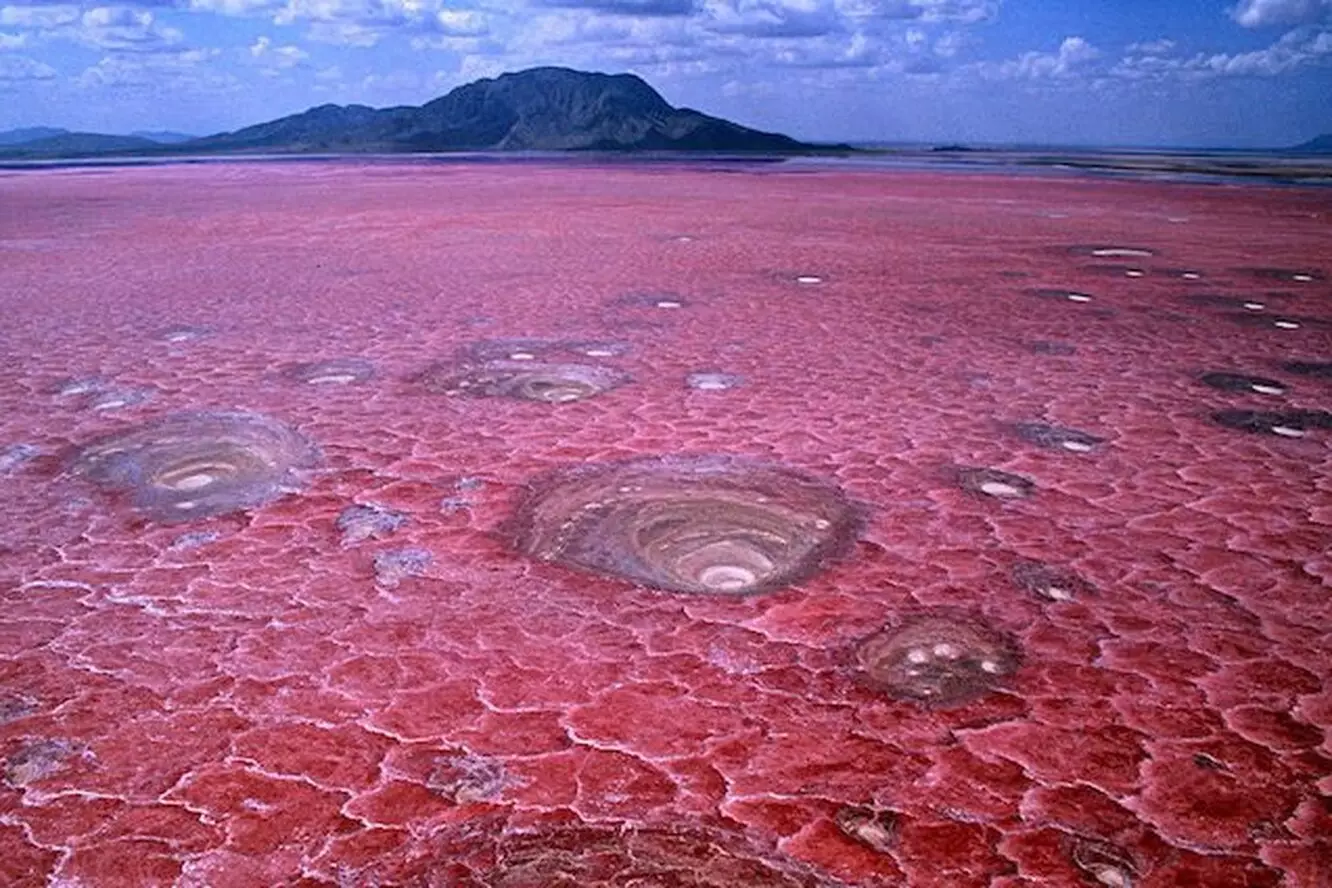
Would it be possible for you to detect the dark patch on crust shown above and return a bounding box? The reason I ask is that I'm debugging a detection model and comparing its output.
[1233,267,1324,283]
[506,455,862,596]
[67,410,318,523]
[1280,360,1332,378]
[1210,409,1332,435]
[1199,372,1286,394]
[955,467,1037,499]
[417,361,629,403]
[1012,559,1096,602]
[1027,288,1096,304]
[1010,422,1103,453]
[854,610,1021,708]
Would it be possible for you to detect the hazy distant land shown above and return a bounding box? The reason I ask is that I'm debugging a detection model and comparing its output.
[0,65,1329,183]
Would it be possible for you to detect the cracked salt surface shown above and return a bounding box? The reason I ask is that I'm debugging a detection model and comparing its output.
[1,162,1327,888]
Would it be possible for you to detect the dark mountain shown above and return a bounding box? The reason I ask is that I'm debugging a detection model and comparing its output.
[0,126,69,146]
[1290,133,1332,154]
[0,132,160,156]
[131,130,196,144]
[192,66,832,154]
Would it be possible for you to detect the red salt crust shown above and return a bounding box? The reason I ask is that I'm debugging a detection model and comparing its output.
[2,161,1331,886]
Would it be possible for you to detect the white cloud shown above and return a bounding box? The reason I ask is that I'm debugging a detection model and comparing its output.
[79,6,183,51]
[78,46,222,87]
[1114,26,1332,78]
[0,53,56,79]
[985,35,1100,80]
[0,30,25,47]
[0,5,80,29]
[1231,0,1332,28]
[249,33,308,66]
[1126,37,1174,55]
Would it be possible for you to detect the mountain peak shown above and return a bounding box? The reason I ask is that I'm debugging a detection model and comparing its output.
[196,66,823,154]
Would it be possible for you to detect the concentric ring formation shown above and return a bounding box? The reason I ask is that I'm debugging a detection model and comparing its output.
[508,455,861,595]
[68,410,317,523]
[419,360,628,403]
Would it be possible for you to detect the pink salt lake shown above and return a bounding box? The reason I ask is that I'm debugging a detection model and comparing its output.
[0,160,1329,887]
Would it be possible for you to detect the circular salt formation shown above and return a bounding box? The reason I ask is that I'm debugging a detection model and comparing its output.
[1211,409,1332,436]
[957,467,1036,499]
[427,822,835,888]
[1199,372,1286,395]
[508,455,860,595]
[855,612,1020,707]
[419,361,628,404]
[68,411,317,523]
[285,357,375,386]
[1012,422,1103,453]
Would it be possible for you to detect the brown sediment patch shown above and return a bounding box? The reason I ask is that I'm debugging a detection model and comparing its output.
[1198,372,1286,395]
[427,821,837,887]
[834,805,899,853]
[284,357,375,385]
[854,611,1021,708]
[955,467,1036,499]
[507,455,861,596]
[1010,422,1103,453]
[68,410,318,523]
[336,503,407,546]
[417,360,628,403]
[1066,836,1140,887]
[1012,559,1096,602]
[1210,409,1332,437]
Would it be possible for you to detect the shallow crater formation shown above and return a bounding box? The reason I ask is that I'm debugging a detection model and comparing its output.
[956,467,1036,499]
[418,360,628,403]
[507,455,861,595]
[1011,422,1103,453]
[854,612,1021,707]
[1210,409,1332,437]
[1199,372,1286,395]
[284,357,376,385]
[67,410,318,522]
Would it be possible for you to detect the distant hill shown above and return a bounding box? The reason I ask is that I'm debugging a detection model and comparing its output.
[0,68,838,159]
[131,130,196,144]
[1290,133,1332,154]
[191,66,835,154]
[0,126,68,146]
[0,132,160,157]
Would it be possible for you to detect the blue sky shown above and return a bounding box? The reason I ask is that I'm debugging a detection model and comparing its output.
[0,0,1329,147]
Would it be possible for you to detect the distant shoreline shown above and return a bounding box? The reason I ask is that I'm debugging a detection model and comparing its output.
[3,148,1329,186]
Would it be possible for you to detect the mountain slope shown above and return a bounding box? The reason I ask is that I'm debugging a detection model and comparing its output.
[194,67,828,154]
[1290,133,1332,154]
[0,126,69,146]
[0,132,160,156]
